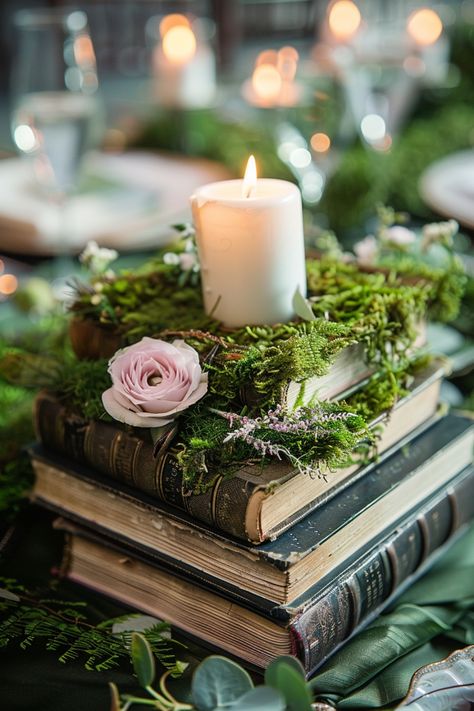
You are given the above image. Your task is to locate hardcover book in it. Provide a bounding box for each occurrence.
[34,363,443,543]
[31,413,474,607]
[58,461,474,674]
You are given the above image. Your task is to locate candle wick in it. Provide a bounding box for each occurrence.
[242,181,255,199]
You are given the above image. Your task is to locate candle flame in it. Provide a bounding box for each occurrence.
[251,64,282,103]
[407,8,443,46]
[242,155,257,198]
[162,24,196,64]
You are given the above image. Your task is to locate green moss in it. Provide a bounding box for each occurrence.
[2,245,464,493]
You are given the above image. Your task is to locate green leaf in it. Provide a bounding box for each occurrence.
[0,588,20,602]
[265,655,306,684]
[109,682,121,711]
[292,288,316,322]
[131,632,155,688]
[192,656,253,711]
[112,615,170,648]
[265,658,313,711]
[229,686,286,710]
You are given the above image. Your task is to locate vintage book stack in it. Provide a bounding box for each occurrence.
[30,248,474,676]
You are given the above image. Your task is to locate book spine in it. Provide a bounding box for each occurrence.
[290,468,474,674]
[34,392,254,540]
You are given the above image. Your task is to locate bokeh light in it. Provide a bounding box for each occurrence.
[159,14,190,37]
[328,1,361,41]
[407,8,443,46]
[162,25,197,64]
[360,114,386,142]
[0,274,18,296]
[311,132,331,153]
[13,125,37,153]
[290,147,312,169]
[251,63,282,102]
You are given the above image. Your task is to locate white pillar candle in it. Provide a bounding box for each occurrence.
[152,17,216,109]
[191,156,307,328]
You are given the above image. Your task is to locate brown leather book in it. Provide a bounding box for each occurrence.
[34,364,443,543]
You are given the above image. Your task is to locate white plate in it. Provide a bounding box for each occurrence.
[0,152,231,256]
[419,150,474,229]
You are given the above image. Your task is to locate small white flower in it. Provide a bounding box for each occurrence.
[163,252,180,266]
[354,235,378,265]
[90,293,103,306]
[422,219,458,250]
[92,281,104,293]
[381,225,416,246]
[179,253,197,272]
[184,237,195,253]
[79,240,119,274]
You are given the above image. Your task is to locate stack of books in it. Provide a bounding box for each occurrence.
[30,334,474,675]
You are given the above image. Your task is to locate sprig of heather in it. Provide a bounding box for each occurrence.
[210,403,370,476]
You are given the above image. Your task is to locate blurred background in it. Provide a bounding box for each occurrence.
[0,0,474,255]
[0,0,473,287]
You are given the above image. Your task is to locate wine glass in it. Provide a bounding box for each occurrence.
[10,8,102,252]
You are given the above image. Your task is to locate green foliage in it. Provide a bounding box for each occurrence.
[134,110,293,184]
[176,400,372,492]
[191,656,254,710]
[115,644,288,711]
[265,657,313,711]
[345,354,431,422]
[0,455,34,525]
[0,581,183,674]
[6,248,460,492]
[53,356,112,420]
[132,631,156,687]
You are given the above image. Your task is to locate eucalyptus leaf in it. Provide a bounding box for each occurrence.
[265,655,306,685]
[131,632,155,688]
[109,682,121,711]
[229,686,286,711]
[0,588,20,602]
[265,659,313,711]
[292,288,316,322]
[192,656,253,711]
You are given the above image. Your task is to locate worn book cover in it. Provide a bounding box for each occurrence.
[34,363,443,543]
[32,413,474,607]
[58,462,474,674]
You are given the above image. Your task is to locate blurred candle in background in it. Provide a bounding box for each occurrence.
[327,0,361,43]
[152,13,216,108]
[243,46,301,108]
[191,156,307,328]
[407,7,448,84]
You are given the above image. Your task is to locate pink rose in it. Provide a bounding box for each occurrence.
[102,337,208,428]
